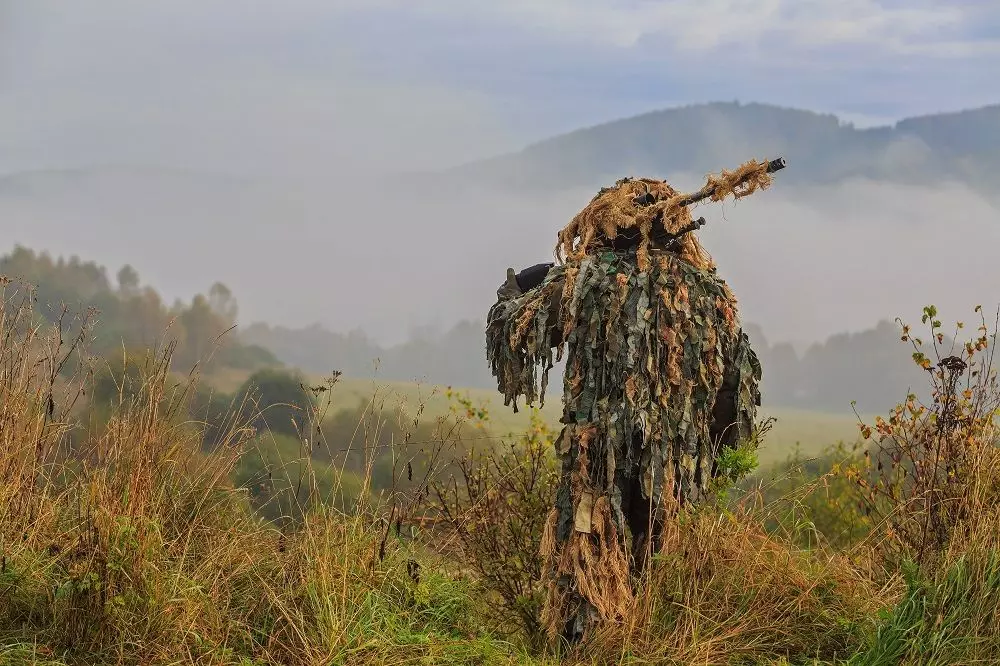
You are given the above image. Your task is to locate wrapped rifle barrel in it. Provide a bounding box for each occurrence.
[670,156,786,207]
[610,156,787,251]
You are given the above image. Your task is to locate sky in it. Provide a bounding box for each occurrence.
[1,1,999,346]
[4,0,999,174]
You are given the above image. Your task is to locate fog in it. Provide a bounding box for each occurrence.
[2,1,999,348]
[5,167,998,347]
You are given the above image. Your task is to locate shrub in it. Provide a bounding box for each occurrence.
[234,368,316,438]
[426,409,559,651]
[846,305,1000,570]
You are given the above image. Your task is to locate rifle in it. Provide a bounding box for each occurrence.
[612,156,786,251]
[507,157,787,291]
[654,157,786,208]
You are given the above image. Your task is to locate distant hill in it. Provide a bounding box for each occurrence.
[6,102,998,205]
[446,102,1000,197]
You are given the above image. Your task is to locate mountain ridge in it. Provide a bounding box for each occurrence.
[442,100,1000,197]
[4,101,999,196]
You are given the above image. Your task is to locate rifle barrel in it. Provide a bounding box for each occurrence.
[675,156,786,208]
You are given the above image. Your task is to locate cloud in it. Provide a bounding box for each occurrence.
[0,1,519,175]
[3,0,997,176]
[363,0,981,55]
[693,177,1000,345]
[322,0,1000,133]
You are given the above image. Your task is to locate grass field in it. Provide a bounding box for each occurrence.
[205,366,863,470]
[9,301,1000,665]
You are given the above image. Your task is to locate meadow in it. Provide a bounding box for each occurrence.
[4,282,1000,666]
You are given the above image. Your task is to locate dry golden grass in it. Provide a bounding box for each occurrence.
[572,511,892,665]
[0,282,536,666]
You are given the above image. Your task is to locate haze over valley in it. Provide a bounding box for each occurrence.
[4,1,999,416]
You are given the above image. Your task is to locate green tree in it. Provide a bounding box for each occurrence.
[116,264,140,296]
[235,368,315,438]
[208,281,238,324]
[176,294,228,367]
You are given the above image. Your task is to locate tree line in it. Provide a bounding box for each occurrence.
[1,244,930,415]
[245,318,927,414]
[1,245,277,372]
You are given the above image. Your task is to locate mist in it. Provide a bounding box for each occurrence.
[2,0,999,350]
[4,165,999,347]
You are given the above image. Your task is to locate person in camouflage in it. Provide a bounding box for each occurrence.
[486,160,779,645]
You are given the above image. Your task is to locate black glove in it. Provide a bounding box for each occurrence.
[496,268,522,301]
[496,263,554,301]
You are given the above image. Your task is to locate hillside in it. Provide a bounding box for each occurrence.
[446,101,1000,196]
[7,103,999,198]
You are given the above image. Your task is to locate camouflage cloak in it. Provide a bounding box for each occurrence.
[486,243,761,640]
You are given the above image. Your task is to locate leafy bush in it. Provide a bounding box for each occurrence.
[234,368,316,438]
[427,409,559,651]
[845,305,1000,570]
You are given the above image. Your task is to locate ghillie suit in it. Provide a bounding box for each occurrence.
[486,159,781,644]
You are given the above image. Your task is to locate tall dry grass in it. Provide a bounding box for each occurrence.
[423,303,1000,665]
[0,279,534,666]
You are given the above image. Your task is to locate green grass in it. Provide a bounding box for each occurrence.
[755,406,866,468]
